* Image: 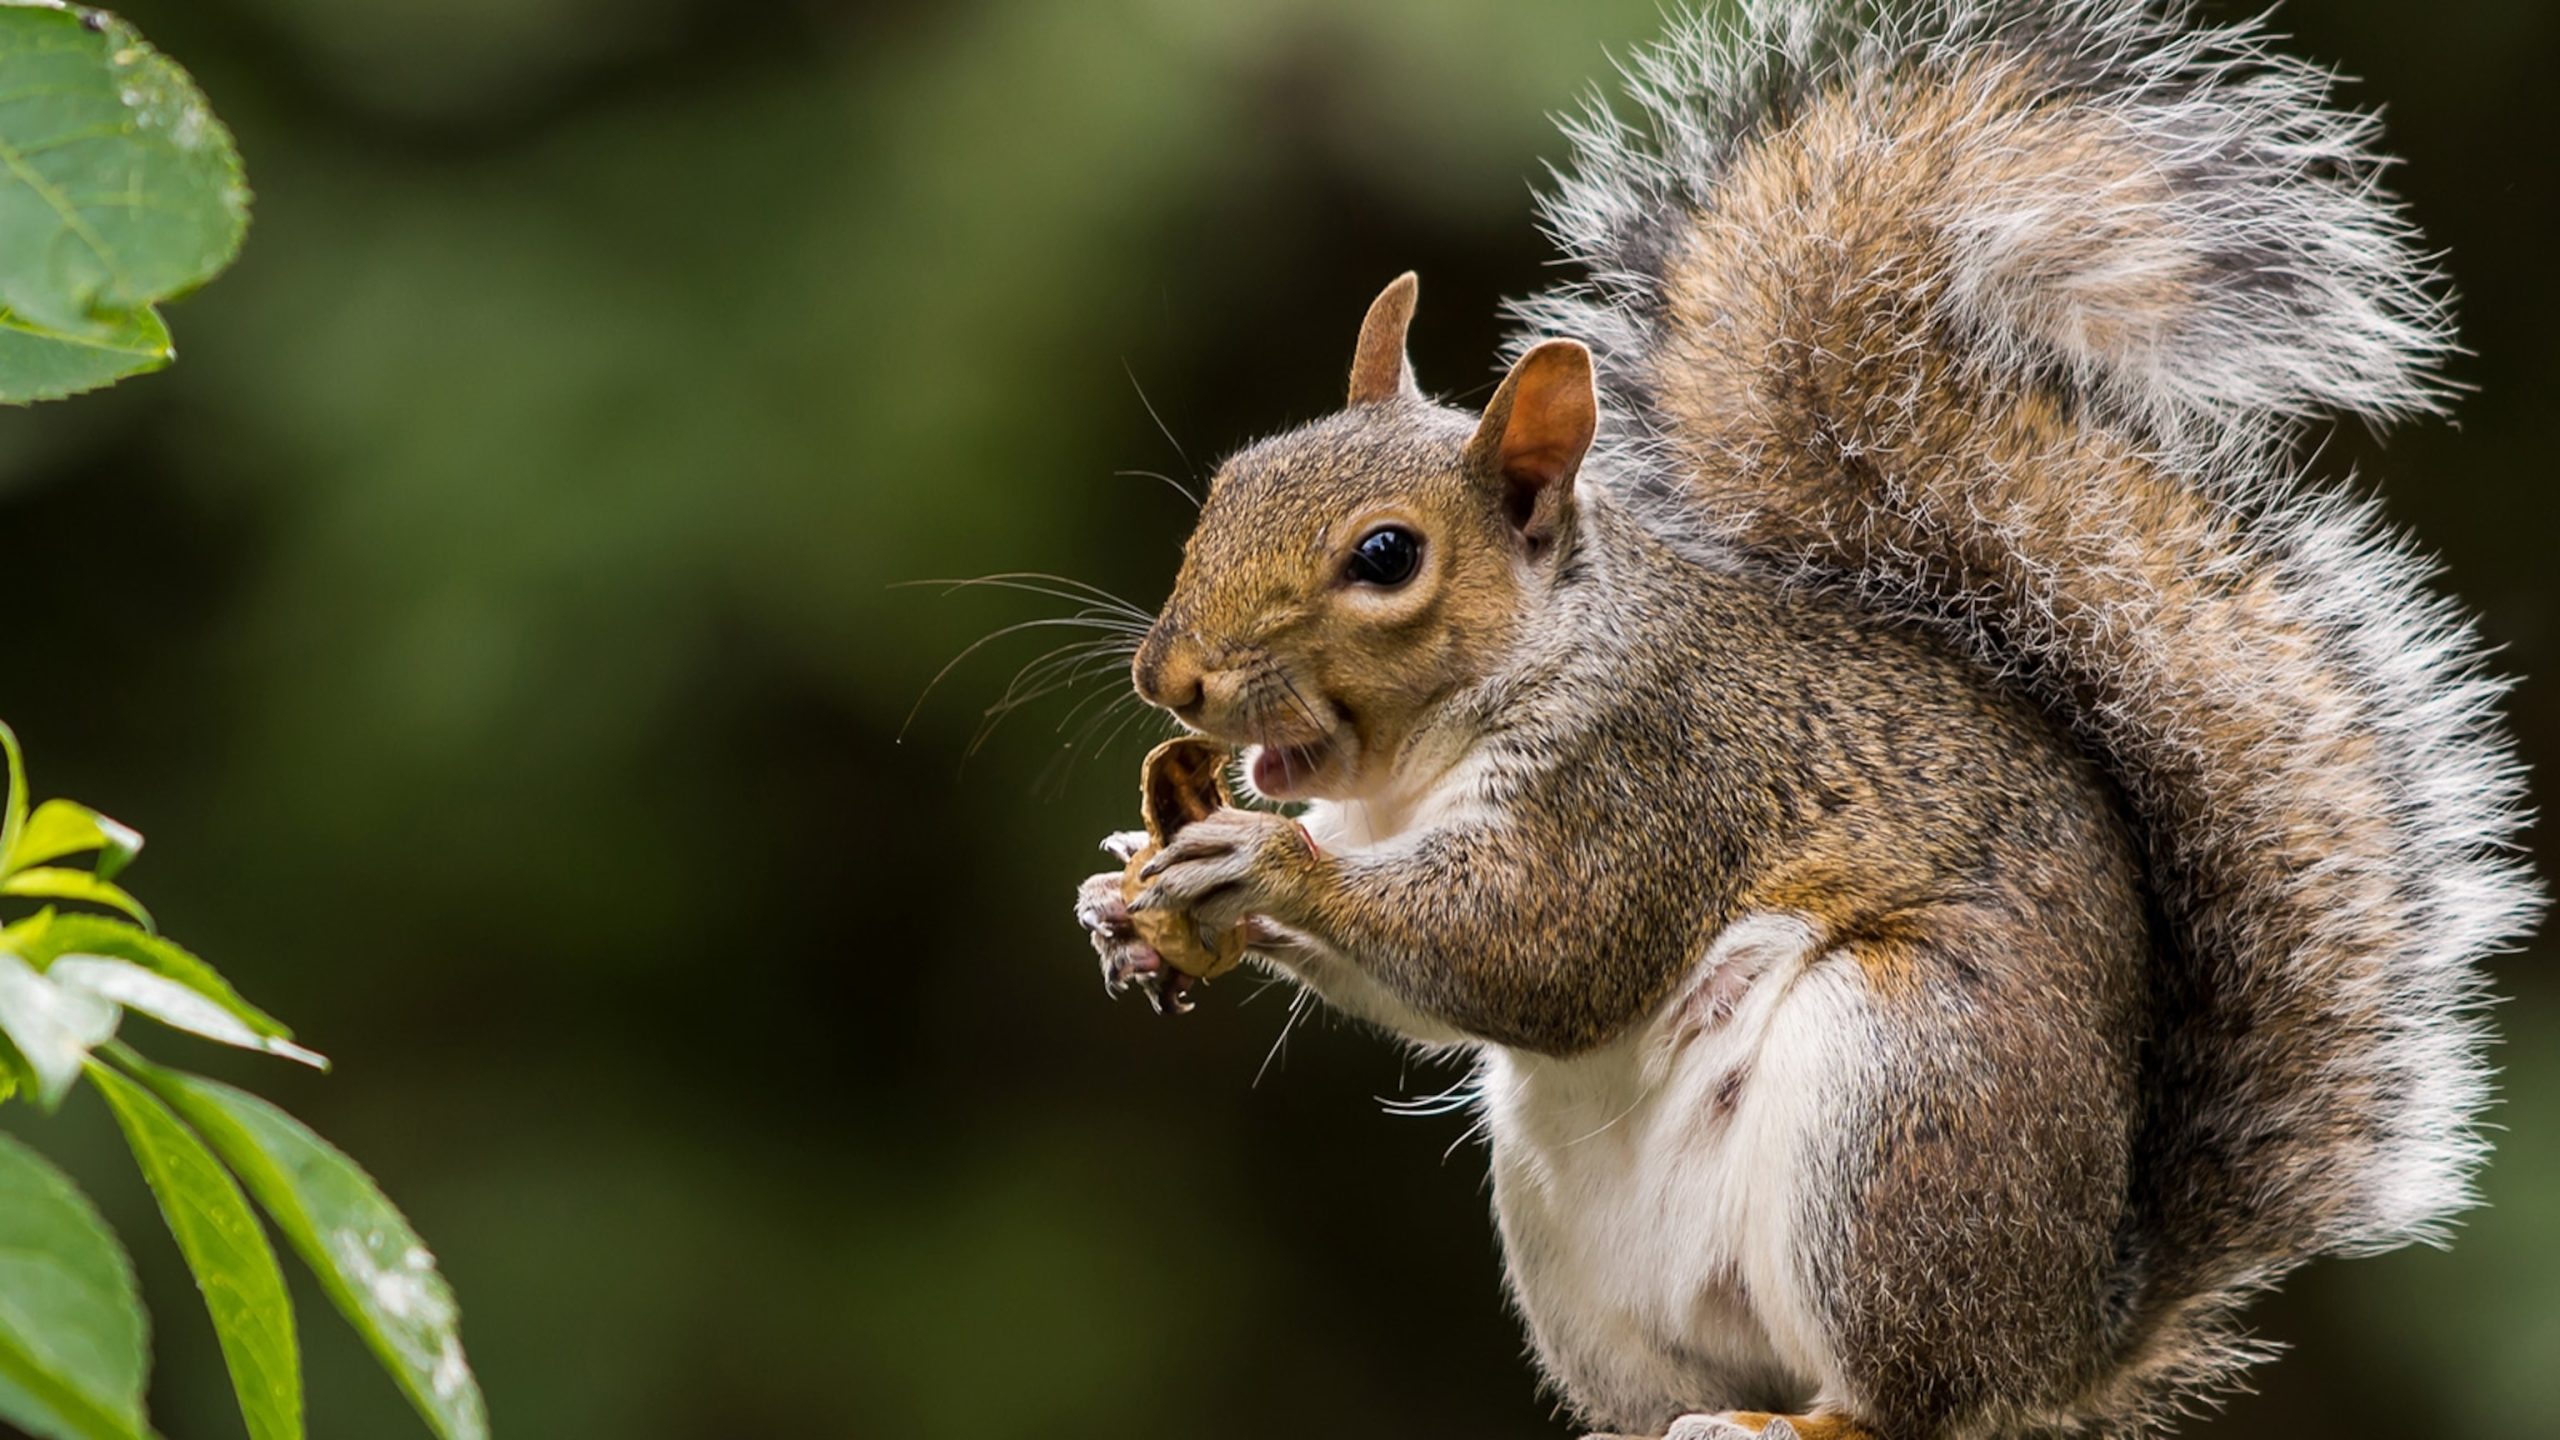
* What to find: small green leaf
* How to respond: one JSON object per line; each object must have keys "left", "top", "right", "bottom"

{"left": 10, "top": 800, "right": 145, "bottom": 882}
{"left": 1, "top": 904, "right": 54, "bottom": 948}
{"left": 0, "top": 721, "right": 25, "bottom": 868}
{"left": 6, "top": 914, "right": 291, "bottom": 1040}
{"left": 0, "top": 869, "right": 153, "bottom": 929}
{"left": 0, "top": 1131, "right": 150, "bottom": 1440}
{"left": 124, "top": 1060, "right": 486, "bottom": 1440}
{"left": 89, "top": 1063, "right": 301, "bottom": 1440}
{"left": 0, "top": 3, "right": 250, "bottom": 403}
{"left": 0, "top": 951, "right": 117, "bottom": 1109}
{"left": 54, "top": 957, "right": 325, "bottom": 1069}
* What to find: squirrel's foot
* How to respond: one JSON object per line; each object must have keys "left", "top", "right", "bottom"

{"left": 1605, "top": 1413, "right": 1868, "bottom": 1440}
{"left": 1577, "top": 1419, "right": 1765, "bottom": 1440}
{"left": 1662, "top": 1418, "right": 1778, "bottom": 1440}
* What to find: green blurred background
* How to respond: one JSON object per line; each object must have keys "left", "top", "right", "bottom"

{"left": 0, "top": 1, "right": 2550, "bottom": 1435}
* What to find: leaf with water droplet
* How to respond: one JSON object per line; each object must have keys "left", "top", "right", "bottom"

{"left": 0, "top": 1131, "right": 150, "bottom": 1440}
{"left": 89, "top": 1062, "right": 301, "bottom": 1440}
{"left": 0, "top": 3, "right": 249, "bottom": 402}
{"left": 7, "top": 913, "right": 293, "bottom": 1043}
{"left": 121, "top": 1057, "right": 485, "bottom": 1440}
{"left": 53, "top": 959, "right": 324, "bottom": 1069}
{"left": 8, "top": 800, "right": 144, "bottom": 883}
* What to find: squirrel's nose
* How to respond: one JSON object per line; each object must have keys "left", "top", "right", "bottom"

{"left": 1133, "top": 635, "right": 1206, "bottom": 721}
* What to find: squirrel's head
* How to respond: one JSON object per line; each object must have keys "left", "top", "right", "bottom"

{"left": 1133, "top": 274, "right": 1596, "bottom": 801}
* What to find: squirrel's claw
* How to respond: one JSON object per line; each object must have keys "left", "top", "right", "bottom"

{"left": 1135, "top": 968, "right": 1197, "bottom": 1016}
{"left": 1078, "top": 867, "right": 1198, "bottom": 1017}
{"left": 1073, "top": 869, "right": 1135, "bottom": 936}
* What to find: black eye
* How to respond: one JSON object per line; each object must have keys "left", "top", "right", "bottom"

{"left": 1345, "top": 526, "right": 1422, "bottom": 588}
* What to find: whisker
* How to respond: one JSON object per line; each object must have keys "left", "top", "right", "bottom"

{"left": 903, "top": 569, "right": 1155, "bottom": 610}
{"left": 1123, "top": 360, "right": 1195, "bottom": 478}
{"left": 1438, "top": 1057, "right": 1521, "bottom": 1160}
{"left": 1073, "top": 689, "right": 1172, "bottom": 781}
{"left": 1116, "top": 468, "right": 1201, "bottom": 510}
{"left": 1267, "top": 671, "right": 1333, "bottom": 788}
{"left": 1091, "top": 692, "right": 1164, "bottom": 758}
{"left": 1379, "top": 1073, "right": 1483, "bottom": 1118}
{"left": 1048, "top": 686, "right": 1152, "bottom": 780}
{"left": 1051, "top": 666, "right": 1139, "bottom": 737}
{"left": 1232, "top": 968, "right": 1296, "bottom": 1010}
{"left": 1443, "top": 1111, "right": 1494, "bottom": 1163}
{"left": 969, "top": 645, "right": 1138, "bottom": 758}
{"left": 892, "top": 564, "right": 1171, "bottom": 795}
{"left": 896, "top": 574, "right": 1155, "bottom": 626}
{"left": 1272, "top": 669, "right": 1328, "bottom": 732}
{"left": 988, "top": 636, "right": 1139, "bottom": 717}
{"left": 966, "top": 644, "right": 1120, "bottom": 755}
{"left": 1564, "top": 1090, "right": 1649, "bottom": 1148}
{"left": 1001, "top": 648, "right": 1137, "bottom": 718}
{"left": 901, "top": 615, "right": 1149, "bottom": 742}
{"left": 1254, "top": 986, "right": 1316, "bottom": 1088}
{"left": 1059, "top": 689, "right": 1135, "bottom": 758}
{"left": 1036, "top": 690, "right": 1171, "bottom": 799}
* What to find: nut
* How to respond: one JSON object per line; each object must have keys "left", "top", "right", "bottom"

{"left": 1120, "top": 737, "right": 1252, "bottom": 982}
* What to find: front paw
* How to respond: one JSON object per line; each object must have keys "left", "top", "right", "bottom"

{"left": 1074, "top": 867, "right": 1196, "bottom": 1015}
{"left": 1073, "top": 866, "right": 1135, "bottom": 937}
{"left": 1129, "top": 806, "right": 1320, "bottom": 940}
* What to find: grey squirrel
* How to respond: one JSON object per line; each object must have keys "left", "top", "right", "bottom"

{"left": 1067, "top": 2, "right": 2541, "bottom": 1435}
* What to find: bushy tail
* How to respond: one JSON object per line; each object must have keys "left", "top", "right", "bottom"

{"left": 1512, "top": 0, "right": 2539, "bottom": 1411}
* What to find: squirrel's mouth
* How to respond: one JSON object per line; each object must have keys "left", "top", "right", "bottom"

{"left": 1246, "top": 733, "right": 1348, "bottom": 801}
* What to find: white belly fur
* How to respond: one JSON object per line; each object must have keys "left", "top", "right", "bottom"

{"left": 1482, "top": 912, "right": 1872, "bottom": 1430}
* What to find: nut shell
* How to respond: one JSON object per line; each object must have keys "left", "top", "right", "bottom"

{"left": 1120, "top": 737, "right": 1251, "bottom": 980}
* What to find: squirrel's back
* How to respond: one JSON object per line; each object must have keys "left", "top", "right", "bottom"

{"left": 1510, "top": 0, "right": 2539, "bottom": 1408}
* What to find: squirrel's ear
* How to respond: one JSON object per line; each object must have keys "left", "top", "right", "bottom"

{"left": 1347, "top": 272, "right": 1423, "bottom": 407}
{"left": 1469, "top": 339, "right": 1595, "bottom": 545}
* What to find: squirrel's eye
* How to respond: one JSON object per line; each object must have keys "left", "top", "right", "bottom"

{"left": 1346, "top": 526, "right": 1423, "bottom": 588}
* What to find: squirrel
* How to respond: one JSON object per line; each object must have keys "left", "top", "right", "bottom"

{"left": 1067, "top": 2, "right": 2540, "bottom": 1437}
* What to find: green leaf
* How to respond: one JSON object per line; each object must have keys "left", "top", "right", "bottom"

{"left": 0, "top": 721, "right": 25, "bottom": 869}
{"left": 124, "top": 1060, "right": 486, "bottom": 1440}
{"left": 0, "top": 1131, "right": 150, "bottom": 1440}
{"left": 0, "top": 951, "right": 117, "bottom": 1108}
{"left": 53, "top": 956, "right": 325, "bottom": 1069}
{"left": 5, "top": 913, "right": 292, "bottom": 1041}
{"left": 9, "top": 800, "right": 144, "bottom": 882}
{"left": 0, "top": 868, "right": 153, "bottom": 929}
{"left": 0, "top": 3, "right": 249, "bottom": 403}
{"left": 1, "top": 904, "right": 51, "bottom": 948}
{"left": 88, "top": 1063, "right": 301, "bottom": 1440}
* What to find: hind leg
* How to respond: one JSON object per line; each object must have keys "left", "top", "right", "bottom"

{"left": 1789, "top": 906, "right": 2142, "bottom": 1438}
